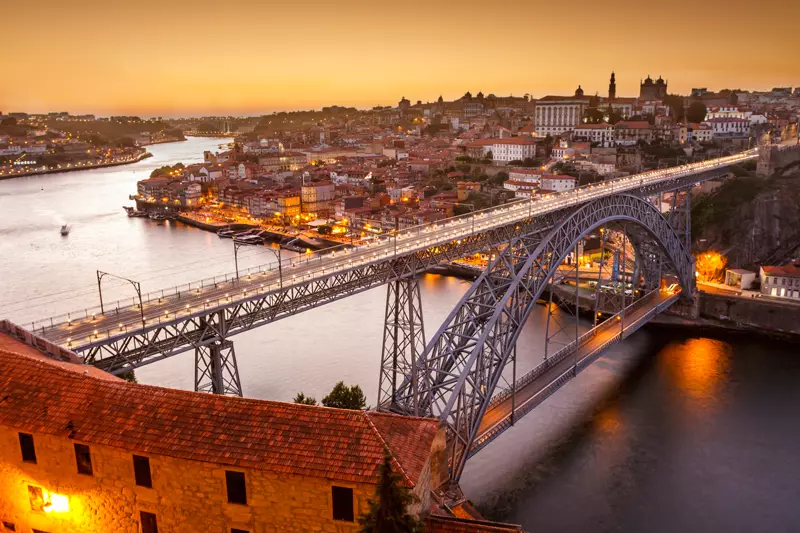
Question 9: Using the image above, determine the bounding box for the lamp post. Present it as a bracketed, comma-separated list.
[96, 270, 145, 329]
[234, 239, 283, 288]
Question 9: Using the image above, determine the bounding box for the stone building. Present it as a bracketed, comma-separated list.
[533, 92, 590, 137]
[0, 332, 449, 533]
[639, 75, 667, 100]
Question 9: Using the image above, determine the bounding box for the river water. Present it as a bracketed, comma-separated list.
[1, 138, 798, 531]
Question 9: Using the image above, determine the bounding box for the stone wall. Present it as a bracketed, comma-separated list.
[698, 292, 800, 335]
[757, 143, 800, 177]
[0, 427, 376, 533]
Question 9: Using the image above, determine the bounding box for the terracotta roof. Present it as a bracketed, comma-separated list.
[427, 516, 524, 532]
[615, 121, 651, 129]
[0, 349, 439, 486]
[762, 265, 800, 278]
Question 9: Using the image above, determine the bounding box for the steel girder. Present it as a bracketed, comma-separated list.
[403, 194, 694, 481]
[377, 276, 426, 415]
[77, 215, 547, 374]
[195, 339, 243, 396]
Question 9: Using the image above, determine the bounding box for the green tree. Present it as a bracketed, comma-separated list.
[322, 381, 367, 410]
[293, 392, 318, 405]
[687, 101, 707, 123]
[357, 452, 423, 533]
[317, 224, 333, 235]
[120, 370, 137, 384]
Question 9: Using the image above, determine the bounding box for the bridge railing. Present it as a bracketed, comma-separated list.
[26, 149, 756, 334]
[485, 289, 661, 410]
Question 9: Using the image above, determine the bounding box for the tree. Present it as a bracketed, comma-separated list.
[317, 224, 333, 235]
[1, 117, 17, 126]
[687, 101, 707, 123]
[357, 452, 423, 533]
[322, 381, 366, 410]
[293, 392, 318, 405]
[120, 370, 137, 384]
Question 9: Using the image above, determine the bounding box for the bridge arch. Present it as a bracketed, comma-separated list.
[408, 193, 694, 481]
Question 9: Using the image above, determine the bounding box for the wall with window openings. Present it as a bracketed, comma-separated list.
[0, 427, 375, 533]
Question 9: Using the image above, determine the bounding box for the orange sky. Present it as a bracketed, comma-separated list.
[2, 0, 799, 117]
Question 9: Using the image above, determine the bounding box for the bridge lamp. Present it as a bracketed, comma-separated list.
[91, 313, 96, 320]
[93, 330, 98, 338]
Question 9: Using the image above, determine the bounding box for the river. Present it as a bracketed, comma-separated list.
[1, 137, 798, 531]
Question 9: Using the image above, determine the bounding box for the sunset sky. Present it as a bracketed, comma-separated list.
[3, 0, 799, 117]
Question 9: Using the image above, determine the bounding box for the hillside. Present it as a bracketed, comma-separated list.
[692, 169, 800, 269]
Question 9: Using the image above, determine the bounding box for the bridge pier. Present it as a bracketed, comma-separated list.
[378, 276, 426, 415]
[194, 339, 243, 396]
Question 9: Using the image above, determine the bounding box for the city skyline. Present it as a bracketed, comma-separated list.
[2, 0, 800, 116]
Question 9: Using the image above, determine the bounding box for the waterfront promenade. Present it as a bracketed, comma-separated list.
[0, 149, 151, 180]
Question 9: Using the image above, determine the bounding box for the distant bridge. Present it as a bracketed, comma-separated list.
[28, 148, 758, 482]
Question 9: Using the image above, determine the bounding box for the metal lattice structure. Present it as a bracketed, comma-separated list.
[29, 151, 756, 400]
[377, 276, 426, 415]
[389, 194, 694, 481]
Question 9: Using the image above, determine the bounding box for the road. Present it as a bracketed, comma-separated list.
[31, 150, 756, 351]
[474, 289, 679, 446]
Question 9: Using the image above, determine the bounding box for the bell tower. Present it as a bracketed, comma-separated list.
[608, 71, 617, 100]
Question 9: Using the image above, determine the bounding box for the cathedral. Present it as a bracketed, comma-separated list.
[640, 75, 667, 100]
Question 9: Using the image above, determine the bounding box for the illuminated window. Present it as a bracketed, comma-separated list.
[225, 471, 247, 505]
[140, 511, 158, 533]
[18, 433, 36, 464]
[74, 444, 93, 476]
[28, 485, 44, 511]
[133, 455, 152, 488]
[331, 486, 354, 522]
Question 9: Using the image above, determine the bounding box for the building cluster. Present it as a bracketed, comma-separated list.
[130, 75, 799, 232]
[0, 120, 146, 177]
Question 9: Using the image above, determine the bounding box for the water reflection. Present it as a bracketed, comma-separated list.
[660, 337, 731, 408]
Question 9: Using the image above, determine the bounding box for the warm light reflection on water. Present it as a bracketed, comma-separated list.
[661, 337, 731, 407]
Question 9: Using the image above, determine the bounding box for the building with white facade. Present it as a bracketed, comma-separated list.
[704, 117, 750, 137]
[687, 123, 714, 142]
[463, 138, 537, 163]
[540, 174, 577, 192]
[571, 123, 615, 147]
[760, 265, 800, 300]
[508, 168, 542, 184]
[533, 94, 590, 137]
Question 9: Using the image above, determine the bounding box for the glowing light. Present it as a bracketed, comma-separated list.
[43, 491, 69, 513]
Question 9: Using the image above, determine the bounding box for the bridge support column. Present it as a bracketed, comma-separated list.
[378, 276, 426, 415]
[195, 339, 243, 396]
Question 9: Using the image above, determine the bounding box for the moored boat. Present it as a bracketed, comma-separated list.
[60, 224, 71, 236]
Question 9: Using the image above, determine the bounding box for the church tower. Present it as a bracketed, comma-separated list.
[608, 71, 616, 100]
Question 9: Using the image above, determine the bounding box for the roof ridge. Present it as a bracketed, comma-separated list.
[363, 412, 414, 486]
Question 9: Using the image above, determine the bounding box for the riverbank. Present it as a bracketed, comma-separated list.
[0, 150, 152, 181]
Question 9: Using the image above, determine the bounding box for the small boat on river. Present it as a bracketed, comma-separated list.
[60, 224, 71, 236]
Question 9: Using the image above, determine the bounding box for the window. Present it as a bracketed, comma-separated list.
[18, 433, 36, 463]
[28, 485, 44, 511]
[140, 511, 158, 533]
[74, 444, 93, 476]
[331, 486, 354, 522]
[133, 455, 152, 488]
[32, 530, 49, 533]
[225, 471, 247, 505]
[2, 522, 15, 531]
[231, 529, 249, 533]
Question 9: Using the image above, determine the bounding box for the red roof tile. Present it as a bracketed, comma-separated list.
[0, 349, 438, 486]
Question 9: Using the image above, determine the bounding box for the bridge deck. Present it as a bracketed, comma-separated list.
[32, 151, 753, 355]
[471, 289, 679, 455]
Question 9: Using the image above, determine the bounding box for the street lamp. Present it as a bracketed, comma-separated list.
[233, 239, 283, 288]
[96, 270, 145, 329]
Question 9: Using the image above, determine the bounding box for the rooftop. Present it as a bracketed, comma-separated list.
[0, 343, 439, 487]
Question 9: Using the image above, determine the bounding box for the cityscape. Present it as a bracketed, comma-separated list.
[1, 1, 800, 532]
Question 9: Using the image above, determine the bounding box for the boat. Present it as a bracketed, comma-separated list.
[148, 213, 166, 221]
[217, 229, 236, 238]
[60, 224, 71, 236]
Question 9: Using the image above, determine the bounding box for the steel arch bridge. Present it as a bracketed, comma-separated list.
[380, 193, 695, 482]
